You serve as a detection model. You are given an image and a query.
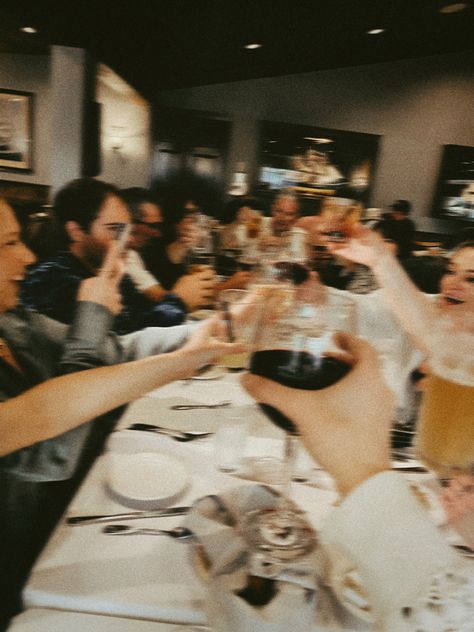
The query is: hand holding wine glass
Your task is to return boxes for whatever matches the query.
[242,333,394,497]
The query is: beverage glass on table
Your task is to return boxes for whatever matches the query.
[214,415,248,473]
[241,294,352,563]
[416,328,474,479]
[217,289,264,371]
[188,250,215,274]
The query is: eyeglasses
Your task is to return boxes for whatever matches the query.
[134,220,162,230]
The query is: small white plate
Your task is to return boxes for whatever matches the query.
[105,452,189,509]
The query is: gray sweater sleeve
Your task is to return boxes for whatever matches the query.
[118,321,199,360]
[58,301,123,372]
[1,303,123,482]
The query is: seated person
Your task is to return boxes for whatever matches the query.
[144,195,250,297]
[331,227,474,353]
[0,196,240,627]
[258,189,304,250]
[219,196,256,251]
[121,187,215,310]
[242,333,472,630]
[21,178,188,334]
[326,228,474,441]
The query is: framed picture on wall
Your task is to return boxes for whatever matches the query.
[432,144,474,222]
[0,89,33,172]
[257,120,380,212]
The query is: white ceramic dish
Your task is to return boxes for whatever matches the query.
[105,451,189,510]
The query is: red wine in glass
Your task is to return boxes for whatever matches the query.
[274,261,309,285]
[250,349,351,433]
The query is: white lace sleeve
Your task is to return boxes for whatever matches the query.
[405,559,474,631]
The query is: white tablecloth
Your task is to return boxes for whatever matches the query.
[22,373,340,627]
[8,609,192,632]
[21,372,441,631]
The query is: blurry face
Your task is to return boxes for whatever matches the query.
[131,202,162,249]
[237,205,253,224]
[271,196,299,234]
[70,194,131,270]
[439,247,474,314]
[0,200,36,313]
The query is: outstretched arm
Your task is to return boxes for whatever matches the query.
[330,225,437,351]
[0,318,243,457]
[242,334,461,629]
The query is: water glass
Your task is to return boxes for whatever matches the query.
[214,416,248,473]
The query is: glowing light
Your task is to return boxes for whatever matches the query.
[366,28,385,35]
[304,137,333,144]
[21,26,37,34]
[244,43,262,50]
[438,2,469,13]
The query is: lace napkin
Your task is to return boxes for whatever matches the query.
[182,484,323,632]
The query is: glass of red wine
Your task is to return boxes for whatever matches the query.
[240,295,352,565]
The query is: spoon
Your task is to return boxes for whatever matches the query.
[126,424,213,441]
[103,524,194,539]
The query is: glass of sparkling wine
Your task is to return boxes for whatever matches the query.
[217,289,264,371]
[416,327,474,479]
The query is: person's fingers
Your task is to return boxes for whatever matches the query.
[332,332,378,364]
[241,373,294,407]
[99,241,123,281]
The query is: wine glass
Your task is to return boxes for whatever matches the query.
[240,292,352,565]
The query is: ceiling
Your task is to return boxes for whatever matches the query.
[1,0,473,99]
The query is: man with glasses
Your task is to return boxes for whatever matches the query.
[21,178,188,333]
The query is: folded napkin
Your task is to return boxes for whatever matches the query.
[182,484,325,632]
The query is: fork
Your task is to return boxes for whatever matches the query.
[126,423,213,441]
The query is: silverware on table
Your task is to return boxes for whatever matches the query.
[102,525,193,539]
[170,401,231,411]
[66,505,190,526]
[126,424,213,441]
[452,544,474,558]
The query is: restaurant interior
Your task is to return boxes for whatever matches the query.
[1,1,474,631]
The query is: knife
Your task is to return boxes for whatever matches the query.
[66,505,190,526]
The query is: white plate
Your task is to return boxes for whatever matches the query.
[105,452,189,509]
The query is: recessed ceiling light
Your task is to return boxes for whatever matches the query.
[21,26,38,34]
[304,137,333,144]
[244,43,262,50]
[438,2,469,13]
[366,28,385,35]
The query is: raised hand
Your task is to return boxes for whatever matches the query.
[180,316,246,372]
[328,223,393,268]
[77,241,123,315]
[174,269,216,310]
[242,333,394,495]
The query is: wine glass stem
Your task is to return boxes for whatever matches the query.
[282,433,298,504]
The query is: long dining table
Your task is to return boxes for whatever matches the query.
[17,370,463,631]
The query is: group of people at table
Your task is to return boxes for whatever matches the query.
[0,178,473,630]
